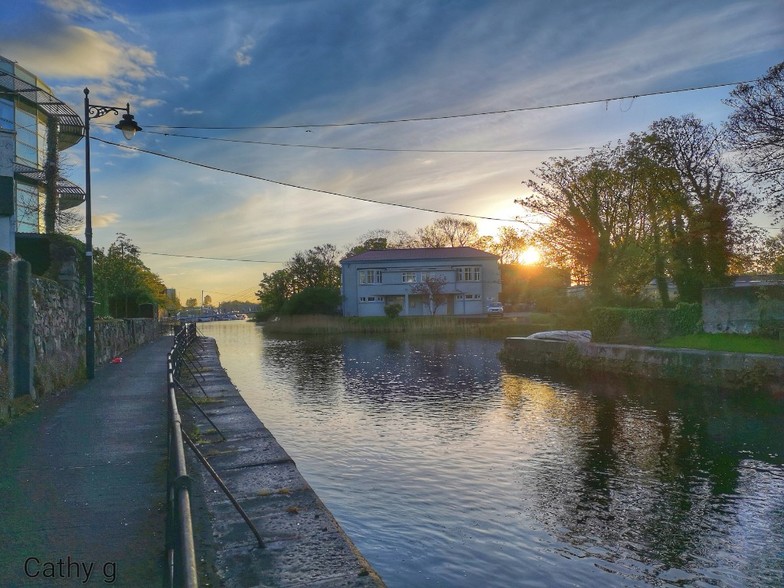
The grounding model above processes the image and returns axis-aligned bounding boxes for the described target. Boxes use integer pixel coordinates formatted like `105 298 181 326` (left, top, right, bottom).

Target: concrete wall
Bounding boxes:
1 257 160 420
501 337 784 392
702 285 784 335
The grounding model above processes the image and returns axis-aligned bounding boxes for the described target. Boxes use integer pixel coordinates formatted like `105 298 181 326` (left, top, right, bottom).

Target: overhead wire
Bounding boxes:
140 129 589 154
141 250 284 263
93 136 541 228
139 78 755 131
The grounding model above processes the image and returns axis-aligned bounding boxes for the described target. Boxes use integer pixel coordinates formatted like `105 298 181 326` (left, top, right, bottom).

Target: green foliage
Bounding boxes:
669 303 702 337
257 244 340 314
384 303 402 318
280 287 341 316
590 304 700 343
93 233 169 318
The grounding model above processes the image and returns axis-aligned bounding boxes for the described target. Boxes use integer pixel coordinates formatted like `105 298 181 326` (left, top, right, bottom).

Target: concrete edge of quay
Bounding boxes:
178 336 386 588
501 337 784 393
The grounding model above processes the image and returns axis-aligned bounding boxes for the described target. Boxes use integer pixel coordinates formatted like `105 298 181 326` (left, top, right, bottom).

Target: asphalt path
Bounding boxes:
0 337 171 587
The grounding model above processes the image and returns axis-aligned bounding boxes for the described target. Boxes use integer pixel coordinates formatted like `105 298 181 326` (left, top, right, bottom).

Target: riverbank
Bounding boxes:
501 337 784 393
177 336 385 587
260 313 553 337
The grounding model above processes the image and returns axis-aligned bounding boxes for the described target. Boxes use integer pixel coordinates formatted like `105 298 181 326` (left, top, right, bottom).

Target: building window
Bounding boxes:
402 272 418 283
456 266 481 281
0 98 13 131
359 269 383 284
456 293 481 300
359 296 384 303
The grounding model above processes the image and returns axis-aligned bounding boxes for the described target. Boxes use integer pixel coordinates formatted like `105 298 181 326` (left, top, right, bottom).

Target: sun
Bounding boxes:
520 246 541 265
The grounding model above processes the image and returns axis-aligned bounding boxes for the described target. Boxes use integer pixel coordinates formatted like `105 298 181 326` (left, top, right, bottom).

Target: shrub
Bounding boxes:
669 303 702 337
384 303 402 318
590 303 703 344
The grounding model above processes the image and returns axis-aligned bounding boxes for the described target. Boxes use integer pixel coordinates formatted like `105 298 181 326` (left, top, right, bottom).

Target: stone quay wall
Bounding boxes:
501 337 784 392
1 256 159 419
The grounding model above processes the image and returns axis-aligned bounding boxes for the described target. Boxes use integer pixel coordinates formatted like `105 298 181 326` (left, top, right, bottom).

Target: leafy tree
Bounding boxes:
93 233 168 317
256 269 295 314
519 143 652 303
288 244 341 291
185 298 198 308
644 115 755 302
724 62 784 218
489 226 530 265
410 274 448 315
256 243 341 315
203 294 213 306
280 286 341 315
344 229 416 257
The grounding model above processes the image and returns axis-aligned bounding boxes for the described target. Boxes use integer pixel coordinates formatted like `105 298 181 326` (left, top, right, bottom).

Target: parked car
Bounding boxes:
486 301 504 316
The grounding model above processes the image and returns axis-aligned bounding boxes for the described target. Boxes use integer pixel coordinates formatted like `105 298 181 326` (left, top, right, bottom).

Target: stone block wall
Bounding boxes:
32 274 84 396
702 285 784 334
501 337 784 392
2 256 161 419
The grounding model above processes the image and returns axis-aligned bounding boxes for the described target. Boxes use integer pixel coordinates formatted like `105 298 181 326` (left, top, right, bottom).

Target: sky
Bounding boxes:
1 0 783 305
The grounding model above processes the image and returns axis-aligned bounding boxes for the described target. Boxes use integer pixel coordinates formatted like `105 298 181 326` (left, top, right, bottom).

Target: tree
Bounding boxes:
644 115 755 302
280 286 341 315
489 226 530 265
410 274 448 315
756 228 784 273
203 294 213 306
256 269 295 314
256 243 342 315
724 62 784 218
93 233 169 317
185 298 198 308
518 143 652 303
416 217 483 248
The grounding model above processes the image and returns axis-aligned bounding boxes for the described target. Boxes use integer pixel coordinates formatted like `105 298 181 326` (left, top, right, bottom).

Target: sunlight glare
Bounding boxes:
520 246 541 265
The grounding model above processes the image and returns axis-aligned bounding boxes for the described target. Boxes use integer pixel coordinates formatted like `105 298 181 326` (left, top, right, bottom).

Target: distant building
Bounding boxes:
166 288 177 300
340 247 501 317
0 55 84 252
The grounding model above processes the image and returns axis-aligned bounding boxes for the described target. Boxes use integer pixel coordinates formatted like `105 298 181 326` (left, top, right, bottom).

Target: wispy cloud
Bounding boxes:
235 36 255 67
174 107 204 116
92 212 120 228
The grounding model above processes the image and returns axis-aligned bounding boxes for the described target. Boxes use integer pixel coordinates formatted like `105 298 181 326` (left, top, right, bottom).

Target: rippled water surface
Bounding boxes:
201 322 784 587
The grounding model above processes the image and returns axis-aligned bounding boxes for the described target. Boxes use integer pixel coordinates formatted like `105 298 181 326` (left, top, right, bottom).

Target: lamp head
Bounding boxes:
115 107 142 140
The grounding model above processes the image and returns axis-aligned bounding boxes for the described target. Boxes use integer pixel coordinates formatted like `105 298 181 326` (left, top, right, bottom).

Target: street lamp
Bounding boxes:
83 87 142 379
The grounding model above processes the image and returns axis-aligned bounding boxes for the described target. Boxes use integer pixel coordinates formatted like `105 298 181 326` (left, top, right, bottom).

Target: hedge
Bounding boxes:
591 303 701 343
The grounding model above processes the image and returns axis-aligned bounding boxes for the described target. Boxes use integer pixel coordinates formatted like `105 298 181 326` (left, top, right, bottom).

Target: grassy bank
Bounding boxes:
260 314 553 338
656 333 784 355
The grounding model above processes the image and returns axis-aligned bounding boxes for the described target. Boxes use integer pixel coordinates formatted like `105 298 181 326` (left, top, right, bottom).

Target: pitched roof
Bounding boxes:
342 247 498 263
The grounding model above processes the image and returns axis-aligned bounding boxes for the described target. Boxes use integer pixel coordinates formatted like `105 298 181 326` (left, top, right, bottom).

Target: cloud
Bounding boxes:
92 212 120 227
174 107 204 115
0 1 158 107
235 36 255 67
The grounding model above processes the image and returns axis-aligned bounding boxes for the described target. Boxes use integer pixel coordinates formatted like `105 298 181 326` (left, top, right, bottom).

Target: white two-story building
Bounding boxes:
340 247 501 317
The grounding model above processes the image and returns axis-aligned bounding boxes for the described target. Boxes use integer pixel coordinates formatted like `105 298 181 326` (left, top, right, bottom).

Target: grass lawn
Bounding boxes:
656 333 784 355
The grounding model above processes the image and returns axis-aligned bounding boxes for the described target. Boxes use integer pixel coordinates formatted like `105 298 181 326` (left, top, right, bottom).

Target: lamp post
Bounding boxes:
83 87 142 379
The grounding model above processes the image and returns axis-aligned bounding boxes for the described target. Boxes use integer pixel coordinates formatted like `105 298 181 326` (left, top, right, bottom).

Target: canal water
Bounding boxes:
200 321 784 587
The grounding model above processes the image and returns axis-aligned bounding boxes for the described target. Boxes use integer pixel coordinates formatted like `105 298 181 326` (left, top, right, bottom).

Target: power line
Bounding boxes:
142 129 589 154
94 136 540 227
140 78 755 131
141 250 284 263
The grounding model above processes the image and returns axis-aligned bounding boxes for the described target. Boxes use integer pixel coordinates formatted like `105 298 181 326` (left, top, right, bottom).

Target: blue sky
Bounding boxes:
1 0 782 304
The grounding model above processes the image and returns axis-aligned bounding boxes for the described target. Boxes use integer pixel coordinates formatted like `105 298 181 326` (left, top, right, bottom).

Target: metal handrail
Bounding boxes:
166 323 199 587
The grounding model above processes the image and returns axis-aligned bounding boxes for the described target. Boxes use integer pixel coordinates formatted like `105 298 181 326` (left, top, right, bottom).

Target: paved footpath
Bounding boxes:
0 337 172 587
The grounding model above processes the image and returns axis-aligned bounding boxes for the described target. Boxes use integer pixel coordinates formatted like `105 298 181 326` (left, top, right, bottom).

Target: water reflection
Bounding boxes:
202 322 784 587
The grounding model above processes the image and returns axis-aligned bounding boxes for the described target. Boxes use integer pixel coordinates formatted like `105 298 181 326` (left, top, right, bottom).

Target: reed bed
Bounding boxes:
260 315 552 338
